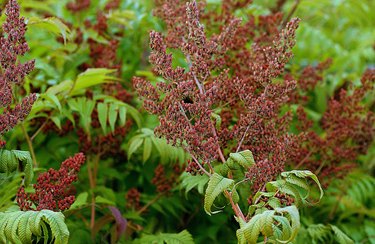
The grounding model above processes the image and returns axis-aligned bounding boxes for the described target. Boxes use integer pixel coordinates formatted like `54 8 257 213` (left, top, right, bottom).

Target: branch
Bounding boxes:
224 190 246 221
186 54 205 95
137 194 163 215
21 123 37 167
282 0 300 27
189 151 211 176
236 125 250 153
30 118 49 141
211 124 226 163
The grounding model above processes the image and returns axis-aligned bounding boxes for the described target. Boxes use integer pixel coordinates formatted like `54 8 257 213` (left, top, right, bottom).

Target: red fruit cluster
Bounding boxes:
79 10 122 72
0 139 6 148
252 192 294 209
105 0 120 11
125 188 141 210
17 153 86 211
152 164 184 193
0 0 36 136
66 0 90 12
137 0 375 192
289 69 375 185
77 120 132 159
287 59 333 104
135 0 301 190
87 39 120 70
185 160 205 175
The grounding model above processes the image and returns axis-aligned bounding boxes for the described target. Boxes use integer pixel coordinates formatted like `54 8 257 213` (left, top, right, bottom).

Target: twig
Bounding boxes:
271 0 287 13
206 161 214 173
137 194 163 215
86 155 95 230
184 45 226 164
90 194 96 231
92 146 102 184
236 125 250 153
282 0 300 27
21 123 37 167
233 178 250 191
88 146 102 234
182 35 246 222
295 151 312 169
253 185 268 205
87 154 100 233
178 103 193 128
328 194 343 220
190 152 211 176
211 124 226 163
184 41 205 95
30 118 49 141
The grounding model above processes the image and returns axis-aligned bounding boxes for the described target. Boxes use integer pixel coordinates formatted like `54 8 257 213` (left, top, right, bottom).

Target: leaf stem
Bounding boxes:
90 194 96 232
87 152 101 235
224 190 246 221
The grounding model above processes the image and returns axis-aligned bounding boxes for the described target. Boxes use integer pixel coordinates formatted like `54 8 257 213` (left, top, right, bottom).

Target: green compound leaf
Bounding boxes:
28 17 71 44
236 206 300 244
0 210 69 244
281 170 324 203
142 137 152 162
0 174 22 211
301 223 354 244
180 172 209 196
97 102 108 134
228 150 255 170
264 170 324 207
68 97 96 134
108 103 118 133
127 136 144 160
0 149 33 186
72 68 119 94
135 230 194 244
69 192 89 210
118 106 127 126
204 173 234 215
331 225 354 244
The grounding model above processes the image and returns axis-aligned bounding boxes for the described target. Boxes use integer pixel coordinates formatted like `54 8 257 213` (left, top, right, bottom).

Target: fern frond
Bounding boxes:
346 173 375 205
180 172 209 196
331 225 354 244
135 230 194 244
127 128 188 164
299 223 354 244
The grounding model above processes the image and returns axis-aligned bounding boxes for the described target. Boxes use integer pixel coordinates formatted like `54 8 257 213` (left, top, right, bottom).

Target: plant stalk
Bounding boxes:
21 123 37 167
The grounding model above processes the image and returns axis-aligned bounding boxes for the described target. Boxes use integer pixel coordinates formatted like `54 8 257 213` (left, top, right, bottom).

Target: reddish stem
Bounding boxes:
225 190 246 221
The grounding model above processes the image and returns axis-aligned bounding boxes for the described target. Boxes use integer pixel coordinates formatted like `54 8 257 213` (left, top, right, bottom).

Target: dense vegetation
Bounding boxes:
0 0 374 243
